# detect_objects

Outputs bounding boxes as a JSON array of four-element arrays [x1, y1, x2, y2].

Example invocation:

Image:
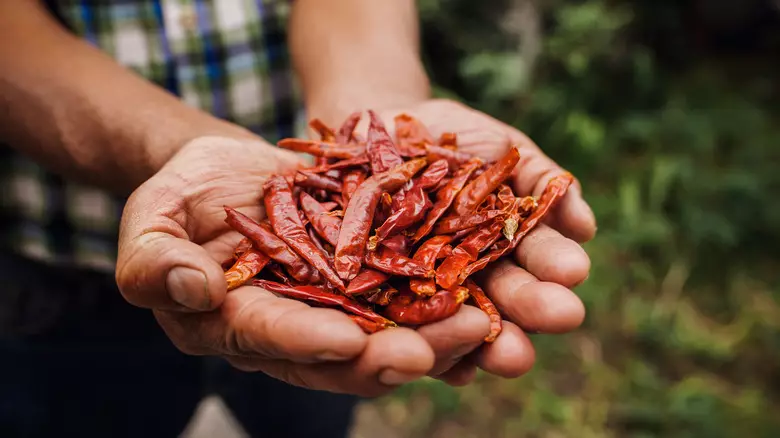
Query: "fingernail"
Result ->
[[379, 369, 420, 386], [166, 267, 210, 310]]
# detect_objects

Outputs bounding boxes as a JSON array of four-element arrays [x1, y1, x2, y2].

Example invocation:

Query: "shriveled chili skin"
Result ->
[[263, 176, 346, 292], [220, 237, 254, 270], [336, 111, 362, 144], [320, 201, 339, 211], [394, 113, 435, 155], [452, 147, 520, 216], [294, 171, 342, 192], [277, 139, 364, 159], [378, 234, 410, 255], [253, 280, 396, 327], [307, 155, 370, 173], [433, 209, 507, 234], [267, 263, 293, 285], [479, 194, 497, 211], [366, 285, 399, 306], [341, 168, 367, 208], [437, 244, 453, 259], [411, 159, 481, 243], [307, 226, 333, 261], [366, 110, 403, 174], [345, 268, 389, 296], [224, 248, 271, 291], [436, 219, 505, 290], [335, 158, 427, 281], [459, 173, 573, 281], [223, 206, 319, 284], [364, 247, 434, 278], [438, 132, 458, 149], [300, 191, 342, 246], [465, 279, 502, 342], [409, 235, 453, 296], [372, 185, 432, 245], [425, 144, 475, 171], [384, 287, 470, 325]]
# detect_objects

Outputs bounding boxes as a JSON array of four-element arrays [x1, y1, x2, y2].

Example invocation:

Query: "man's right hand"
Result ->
[[115, 136, 497, 397]]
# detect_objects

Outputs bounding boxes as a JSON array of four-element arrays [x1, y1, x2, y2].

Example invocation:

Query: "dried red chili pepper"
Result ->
[[384, 286, 470, 325], [436, 218, 505, 290], [433, 209, 507, 234], [364, 246, 434, 278], [307, 155, 370, 173], [294, 170, 342, 192], [452, 147, 520, 216], [409, 235, 453, 296], [411, 159, 481, 243], [224, 248, 271, 291], [478, 194, 497, 212], [220, 237, 254, 270], [459, 173, 574, 282], [336, 111, 362, 145], [299, 191, 342, 247], [426, 144, 476, 171], [253, 280, 396, 327], [341, 168, 367, 208], [307, 226, 332, 261], [266, 263, 293, 285], [320, 201, 339, 211], [345, 268, 389, 296], [329, 193, 344, 208], [263, 176, 346, 292], [277, 139, 364, 159], [223, 206, 320, 284], [334, 158, 427, 281], [438, 132, 458, 149], [349, 314, 393, 334], [437, 244, 453, 259], [378, 234, 411, 255], [365, 110, 403, 174], [366, 285, 399, 306], [370, 185, 431, 248], [394, 113, 434, 156], [309, 118, 337, 141], [464, 279, 502, 343]]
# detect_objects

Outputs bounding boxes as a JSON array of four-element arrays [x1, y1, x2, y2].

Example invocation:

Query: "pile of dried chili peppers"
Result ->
[[221, 110, 573, 343]]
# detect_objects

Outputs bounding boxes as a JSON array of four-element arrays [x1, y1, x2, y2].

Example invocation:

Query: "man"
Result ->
[[0, 1, 596, 437]]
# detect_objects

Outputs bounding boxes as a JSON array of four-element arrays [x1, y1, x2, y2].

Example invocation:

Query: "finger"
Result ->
[[435, 355, 479, 387], [230, 327, 436, 398], [416, 305, 491, 376], [478, 259, 585, 334], [116, 178, 226, 311], [154, 286, 368, 362], [473, 321, 535, 378], [514, 224, 591, 288], [506, 132, 597, 243]]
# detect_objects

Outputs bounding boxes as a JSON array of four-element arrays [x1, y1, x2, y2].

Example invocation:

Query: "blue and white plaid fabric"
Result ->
[[0, 0, 303, 272]]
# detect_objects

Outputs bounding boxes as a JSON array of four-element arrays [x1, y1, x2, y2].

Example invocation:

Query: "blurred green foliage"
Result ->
[[368, 0, 780, 436]]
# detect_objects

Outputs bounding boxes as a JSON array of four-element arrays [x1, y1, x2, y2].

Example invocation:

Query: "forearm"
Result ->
[[289, 0, 431, 126], [0, 1, 254, 195]]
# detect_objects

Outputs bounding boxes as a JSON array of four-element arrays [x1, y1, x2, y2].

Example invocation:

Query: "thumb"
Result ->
[[116, 177, 226, 311]]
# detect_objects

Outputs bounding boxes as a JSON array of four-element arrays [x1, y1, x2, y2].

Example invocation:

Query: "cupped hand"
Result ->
[[360, 99, 598, 385], [115, 136, 437, 397]]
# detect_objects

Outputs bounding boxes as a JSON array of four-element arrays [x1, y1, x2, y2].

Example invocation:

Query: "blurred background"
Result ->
[[348, 0, 780, 437]]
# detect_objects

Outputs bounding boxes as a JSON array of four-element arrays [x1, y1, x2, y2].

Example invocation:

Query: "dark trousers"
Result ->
[[0, 252, 359, 438]]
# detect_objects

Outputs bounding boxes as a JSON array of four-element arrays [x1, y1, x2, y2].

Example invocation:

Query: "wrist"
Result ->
[[303, 58, 431, 129]]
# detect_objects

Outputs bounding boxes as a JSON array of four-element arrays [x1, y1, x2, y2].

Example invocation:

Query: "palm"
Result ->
[[150, 137, 306, 263]]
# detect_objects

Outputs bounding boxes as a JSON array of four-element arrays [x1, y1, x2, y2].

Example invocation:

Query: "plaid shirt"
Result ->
[[0, 0, 302, 273]]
